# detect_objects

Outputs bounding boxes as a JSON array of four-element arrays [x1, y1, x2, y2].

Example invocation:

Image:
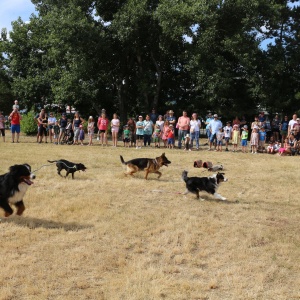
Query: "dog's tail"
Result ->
[[47, 160, 58, 163], [182, 170, 188, 182], [120, 155, 126, 165]]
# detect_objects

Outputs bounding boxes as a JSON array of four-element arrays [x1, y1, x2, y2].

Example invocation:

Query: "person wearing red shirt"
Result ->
[[97, 112, 109, 146], [167, 124, 175, 149], [9, 108, 22, 143]]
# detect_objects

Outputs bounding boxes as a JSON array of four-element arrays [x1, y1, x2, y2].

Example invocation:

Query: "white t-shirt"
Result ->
[[156, 120, 164, 132], [48, 117, 57, 126], [223, 126, 232, 138], [288, 119, 297, 131], [190, 119, 201, 132]]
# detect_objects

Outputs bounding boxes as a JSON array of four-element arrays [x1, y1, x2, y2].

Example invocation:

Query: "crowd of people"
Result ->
[[1, 102, 300, 156]]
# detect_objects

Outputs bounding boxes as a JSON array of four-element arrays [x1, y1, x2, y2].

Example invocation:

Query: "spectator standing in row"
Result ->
[[258, 126, 266, 152], [97, 112, 109, 146], [166, 110, 176, 127], [280, 115, 289, 143], [0, 111, 5, 142], [156, 115, 164, 132], [13, 100, 19, 110], [122, 125, 131, 147], [136, 115, 144, 149], [9, 107, 22, 143], [127, 117, 136, 147], [232, 124, 240, 152], [79, 124, 85, 145], [37, 111, 48, 143], [58, 113, 67, 144], [47, 112, 56, 143], [177, 110, 190, 149], [223, 121, 233, 151], [149, 108, 158, 124], [111, 113, 120, 147], [162, 120, 170, 148], [87, 116, 95, 146], [241, 125, 249, 153], [250, 126, 259, 154], [152, 124, 161, 148], [288, 114, 297, 136], [167, 124, 175, 149], [205, 113, 213, 146], [272, 113, 280, 141], [216, 127, 224, 151], [190, 113, 201, 150], [73, 112, 85, 145], [208, 114, 222, 151], [53, 120, 60, 144], [143, 114, 153, 147]]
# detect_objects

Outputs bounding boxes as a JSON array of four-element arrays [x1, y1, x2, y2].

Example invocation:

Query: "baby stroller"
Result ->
[[61, 123, 74, 145]]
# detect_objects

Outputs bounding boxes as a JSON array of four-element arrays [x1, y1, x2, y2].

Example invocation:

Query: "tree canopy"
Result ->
[[1, 0, 300, 120]]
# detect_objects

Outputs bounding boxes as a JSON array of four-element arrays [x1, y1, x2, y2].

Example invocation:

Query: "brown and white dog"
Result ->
[[120, 153, 171, 179]]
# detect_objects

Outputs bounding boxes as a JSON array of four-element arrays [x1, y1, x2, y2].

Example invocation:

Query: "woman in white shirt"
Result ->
[[190, 113, 201, 150], [47, 112, 57, 143]]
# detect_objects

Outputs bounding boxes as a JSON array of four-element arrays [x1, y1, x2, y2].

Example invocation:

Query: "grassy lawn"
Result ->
[[0, 133, 299, 300]]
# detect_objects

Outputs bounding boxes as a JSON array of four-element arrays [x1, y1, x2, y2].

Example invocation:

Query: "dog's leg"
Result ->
[[57, 166, 63, 177], [214, 193, 226, 201], [145, 169, 150, 180], [65, 170, 70, 178], [15, 201, 25, 216], [155, 171, 162, 179], [0, 202, 14, 217], [72, 172, 74, 179]]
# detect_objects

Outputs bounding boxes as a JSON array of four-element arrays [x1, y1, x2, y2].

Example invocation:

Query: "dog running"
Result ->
[[182, 170, 228, 200], [120, 153, 171, 179], [48, 159, 87, 179], [0, 164, 36, 217]]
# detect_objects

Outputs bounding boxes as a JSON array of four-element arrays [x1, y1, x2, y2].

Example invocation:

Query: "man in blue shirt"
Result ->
[[208, 114, 223, 151]]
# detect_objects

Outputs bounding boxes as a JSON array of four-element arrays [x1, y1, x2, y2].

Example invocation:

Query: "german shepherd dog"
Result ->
[[48, 159, 87, 179], [120, 153, 171, 179]]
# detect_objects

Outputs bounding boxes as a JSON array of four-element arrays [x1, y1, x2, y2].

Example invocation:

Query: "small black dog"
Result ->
[[48, 159, 87, 179], [0, 164, 36, 217], [182, 170, 227, 200]]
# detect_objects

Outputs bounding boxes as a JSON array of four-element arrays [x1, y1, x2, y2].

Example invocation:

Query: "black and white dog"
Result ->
[[0, 164, 35, 217], [182, 170, 228, 200]]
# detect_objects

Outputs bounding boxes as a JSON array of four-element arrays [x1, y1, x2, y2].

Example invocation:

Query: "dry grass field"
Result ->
[[0, 133, 299, 300]]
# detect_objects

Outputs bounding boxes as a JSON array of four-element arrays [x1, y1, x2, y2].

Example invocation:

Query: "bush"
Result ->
[[20, 111, 37, 135]]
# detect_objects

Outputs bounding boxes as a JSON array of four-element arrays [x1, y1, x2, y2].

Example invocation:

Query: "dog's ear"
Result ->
[[162, 153, 165, 156]]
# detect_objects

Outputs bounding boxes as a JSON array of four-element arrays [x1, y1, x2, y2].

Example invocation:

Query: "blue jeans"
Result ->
[[191, 131, 200, 149], [178, 129, 188, 148], [206, 129, 211, 138]]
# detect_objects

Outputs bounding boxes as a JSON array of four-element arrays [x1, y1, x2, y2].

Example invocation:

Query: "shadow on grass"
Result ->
[[2, 216, 93, 231]]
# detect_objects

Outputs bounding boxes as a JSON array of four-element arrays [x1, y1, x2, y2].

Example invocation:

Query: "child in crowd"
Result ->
[[250, 126, 259, 154], [273, 140, 281, 154], [258, 126, 266, 152], [184, 134, 191, 151], [240, 125, 248, 153], [216, 127, 224, 151], [152, 124, 161, 148], [53, 120, 60, 144], [223, 121, 232, 151], [87, 116, 95, 146], [123, 125, 131, 147], [232, 124, 240, 152], [267, 141, 274, 154], [167, 124, 175, 149], [135, 115, 144, 149], [278, 138, 290, 156], [97, 112, 109, 146], [79, 124, 85, 145], [111, 113, 120, 147], [162, 120, 170, 148]]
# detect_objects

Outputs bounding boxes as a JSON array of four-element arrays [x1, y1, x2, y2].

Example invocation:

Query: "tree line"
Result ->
[[0, 0, 300, 122]]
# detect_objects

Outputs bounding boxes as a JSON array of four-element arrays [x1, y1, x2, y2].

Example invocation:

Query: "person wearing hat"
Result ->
[[208, 114, 223, 151], [223, 121, 233, 151], [205, 112, 214, 146], [0, 110, 5, 142], [135, 115, 144, 149], [240, 125, 249, 153], [166, 110, 176, 127]]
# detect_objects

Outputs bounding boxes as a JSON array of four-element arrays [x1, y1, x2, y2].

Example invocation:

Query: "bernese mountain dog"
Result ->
[[0, 164, 35, 217], [182, 170, 228, 200]]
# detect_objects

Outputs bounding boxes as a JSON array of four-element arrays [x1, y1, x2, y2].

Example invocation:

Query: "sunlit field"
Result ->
[[0, 133, 299, 300]]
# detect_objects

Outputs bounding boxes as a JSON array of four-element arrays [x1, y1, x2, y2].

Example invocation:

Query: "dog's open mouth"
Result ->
[[21, 177, 34, 185]]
